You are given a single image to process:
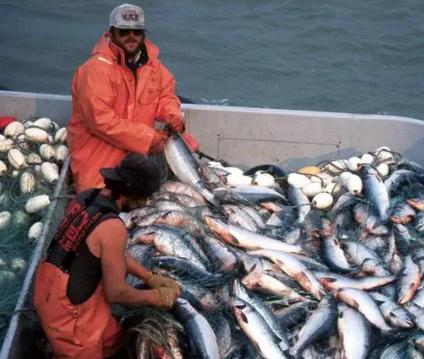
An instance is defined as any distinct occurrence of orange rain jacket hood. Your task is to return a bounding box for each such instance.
[67,34,182,192]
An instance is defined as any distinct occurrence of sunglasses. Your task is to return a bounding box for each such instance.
[117,29,144,37]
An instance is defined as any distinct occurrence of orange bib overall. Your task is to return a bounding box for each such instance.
[34,189,123,358]
[34,262,122,358]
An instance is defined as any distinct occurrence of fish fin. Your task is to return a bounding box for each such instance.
[230,236,240,245]
[276,259,285,267]
[239,311,249,323]
[297,271,311,285]
[408,282,419,294]
[321,277,337,283]
[351,299,360,308]
[247,263,258,275]
[373,299,386,306]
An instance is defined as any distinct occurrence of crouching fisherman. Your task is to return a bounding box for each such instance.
[34,153,180,358]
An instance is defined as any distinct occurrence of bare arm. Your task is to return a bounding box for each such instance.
[98,219,158,306]
[126,253,152,282]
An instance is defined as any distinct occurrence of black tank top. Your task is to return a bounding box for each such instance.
[46,189,121,304]
[66,240,102,305]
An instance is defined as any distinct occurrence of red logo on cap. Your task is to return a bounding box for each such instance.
[121,10,139,22]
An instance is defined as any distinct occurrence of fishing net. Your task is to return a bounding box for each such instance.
[0,117,71,343]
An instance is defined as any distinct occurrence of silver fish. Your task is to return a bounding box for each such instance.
[385,232,403,274]
[412,285,424,308]
[379,341,407,359]
[329,193,358,217]
[154,199,187,212]
[131,225,210,269]
[242,267,306,303]
[384,169,421,193]
[209,314,235,359]
[316,272,396,291]
[222,204,259,232]
[397,255,421,305]
[273,301,317,329]
[334,287,392,332]
[233,280,290,351]
[249,249,325,300]
[389,202,416,224]
[407,197,424,212]
[287,186,311,225]
[289,296,337,358]
[240,204,267,229]
[337,303,370,359]
[150,256,228,286]
[201,235,237,272]
[360,165,390,221]
[290,254,330,272]
[370,292,414,329]
[164,133,217,205]
[232,299,288,359]
[394,223,413,244]
[205,216,304,254]
[341,241,381,266]
[173,298,220,359]
[405,302,424,330]
[232,248,277,273]
[360,235,387,253]
[361,258,391,277]
[214,185,287,204]
[415,212,424,233]
[320,232,355,273]
[354,203,386,234]
[152,189,206,207]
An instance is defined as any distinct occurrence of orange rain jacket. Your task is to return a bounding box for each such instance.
[67,34,182,192]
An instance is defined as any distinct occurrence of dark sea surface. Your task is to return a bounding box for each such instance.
[0,0,423,119]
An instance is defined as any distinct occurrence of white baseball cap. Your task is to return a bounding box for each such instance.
[109,3,146,30]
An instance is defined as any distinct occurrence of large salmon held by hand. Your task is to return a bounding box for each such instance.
[164,132,217,205]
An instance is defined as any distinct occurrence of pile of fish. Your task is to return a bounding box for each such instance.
[0,117,68,340]
[123,132,424,359]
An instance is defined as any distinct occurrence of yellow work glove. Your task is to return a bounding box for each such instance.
[145,273,181,295]
[151,287,179,310]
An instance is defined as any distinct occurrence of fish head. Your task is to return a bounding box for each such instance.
[359,164,376,176]
[319,276,338,290]
[154,211,177,224]
[129,228,156,244]
[407,198,424,211]
[199,292,220,312]
[353,203,369,224]
[204,216,235,243]
[232,278,251,301]
[260,201,283,213]
[389,310,414,328]
[361,258,384,275]
[231,297,251,324]
[369,223,389,235]
[240,265,261,289]
[411,335,424,352]
[212,187,230,200]
[320,219,333,237]
[333,288,344,301]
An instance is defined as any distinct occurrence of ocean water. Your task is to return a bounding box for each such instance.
[0,0,423,119]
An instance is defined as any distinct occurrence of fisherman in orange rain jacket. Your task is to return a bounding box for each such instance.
[68,3,198,193]
[34,153,181,358]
